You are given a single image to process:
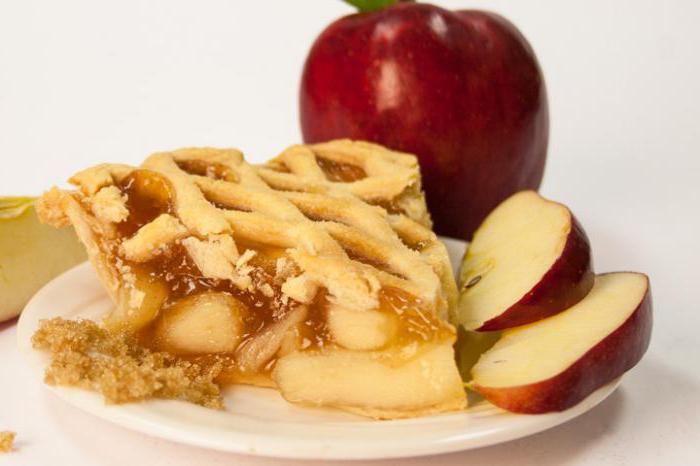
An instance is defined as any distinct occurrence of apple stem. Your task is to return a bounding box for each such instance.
[342,0,414,13]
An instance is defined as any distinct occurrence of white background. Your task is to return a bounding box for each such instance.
[1,0,699,465]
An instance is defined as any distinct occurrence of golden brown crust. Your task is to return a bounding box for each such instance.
[260,140,429,224]
[120,214,188,262]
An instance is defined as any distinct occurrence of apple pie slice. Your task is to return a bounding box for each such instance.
[37,139,466,419]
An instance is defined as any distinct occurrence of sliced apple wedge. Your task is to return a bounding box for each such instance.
[0,197,86,322]
[471,272,652,414]
[457,190,593,331]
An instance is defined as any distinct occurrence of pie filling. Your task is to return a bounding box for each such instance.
[101,169,453,387]
[315,156,367,182]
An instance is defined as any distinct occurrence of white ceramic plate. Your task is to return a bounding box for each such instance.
[16,237,620,460]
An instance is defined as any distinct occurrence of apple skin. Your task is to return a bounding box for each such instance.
[475,216,594,331]
[300,3,548,240]
[473,276,652,413]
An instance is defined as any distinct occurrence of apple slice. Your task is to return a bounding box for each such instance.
[457,190,593,331]
[0,197,86,322]
[471,272,652,414]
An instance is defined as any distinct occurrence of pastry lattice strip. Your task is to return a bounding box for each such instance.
[258,140,433,228]
[49,140,456,318]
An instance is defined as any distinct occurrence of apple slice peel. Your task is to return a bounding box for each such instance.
[470,272,652,414]
[457,191,594,331]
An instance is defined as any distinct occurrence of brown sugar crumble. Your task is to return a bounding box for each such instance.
[0,431,15,453]
[31,318,224,409]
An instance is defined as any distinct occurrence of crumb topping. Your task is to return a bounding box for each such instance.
[31,318,224,409]
[91,185,129,224]
[36,187,71,228]
[0,432,15,453]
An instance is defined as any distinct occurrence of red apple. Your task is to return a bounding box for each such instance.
[471,272,653,414]
[300,1,549,239]
[457,191,593,331]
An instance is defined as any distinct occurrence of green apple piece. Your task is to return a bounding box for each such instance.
[0,197,86,322]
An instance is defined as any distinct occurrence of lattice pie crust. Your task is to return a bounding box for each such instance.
[37,139,466,418]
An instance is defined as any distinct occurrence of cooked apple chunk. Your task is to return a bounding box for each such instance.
[106,273,168,333]
[155,292,247,354]
[457,191,593,331]
[273,343,466,419]
[327,304,398,351]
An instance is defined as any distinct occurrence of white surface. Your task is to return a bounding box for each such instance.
[0,0,699,465]
[14,241,620,460]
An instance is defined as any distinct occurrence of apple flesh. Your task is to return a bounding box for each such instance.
[300,3,548,239]
[326,304,398,351]
[457,191,593,331]
[471,272,652,414]
[454,326,500,382]
[105,271,168,333]
[155,292,247,354]
[0,197,86,322]
[273,343,467,419]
